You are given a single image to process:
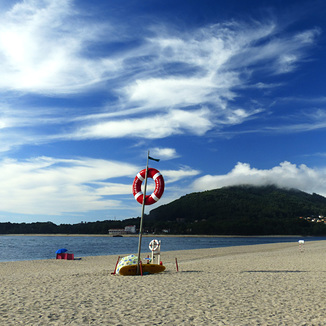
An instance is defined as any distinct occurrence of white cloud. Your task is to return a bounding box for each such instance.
[0,156,138,216]
[0,1,318,101]
[0,1,320,148]
[71,108,214,139]
[0,0,120,94]
[91,182,132,196]
[122,75,237,111]
[0,156,202,218]
[226,26,320,74]
[149,147,179,160]
[162,167,201,183]
[249,108,326,135]
[71,19,319,140]
[192,161,326,196]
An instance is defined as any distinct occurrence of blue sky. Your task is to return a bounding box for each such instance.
[0,0,326,224]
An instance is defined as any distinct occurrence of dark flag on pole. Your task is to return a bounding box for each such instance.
[148,156,160,162]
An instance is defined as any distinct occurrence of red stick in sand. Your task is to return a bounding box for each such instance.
[175,257,179,272]
[111,256,120,275]
[139,261,143,276]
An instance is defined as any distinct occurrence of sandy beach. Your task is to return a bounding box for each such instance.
[0,241,326,325]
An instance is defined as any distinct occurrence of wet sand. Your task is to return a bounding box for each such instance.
[0,240,325,325]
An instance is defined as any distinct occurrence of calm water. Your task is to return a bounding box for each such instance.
[0,235,325,262]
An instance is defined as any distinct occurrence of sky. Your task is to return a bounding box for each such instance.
[0,0,326,224]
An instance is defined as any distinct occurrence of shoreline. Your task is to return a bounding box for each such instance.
[0,234,315,264]
[0,233,306,238]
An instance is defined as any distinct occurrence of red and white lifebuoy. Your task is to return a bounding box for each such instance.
[132,168,164,205]
[149,239,160,251]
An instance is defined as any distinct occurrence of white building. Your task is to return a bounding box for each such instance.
[124,225,136,234]
[108,225,137,235]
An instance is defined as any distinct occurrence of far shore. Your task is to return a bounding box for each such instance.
[1,233,308,237]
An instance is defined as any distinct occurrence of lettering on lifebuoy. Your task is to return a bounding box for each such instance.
[132,168,164,205]
[149,239,160,252]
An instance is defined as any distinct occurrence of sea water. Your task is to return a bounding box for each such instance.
[0,235,325,262]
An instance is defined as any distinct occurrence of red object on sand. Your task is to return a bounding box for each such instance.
[175,257,179,272]
[111,256,120,275]
[139,261,143,276]
[56,253,74,260]
[67,253,74,260]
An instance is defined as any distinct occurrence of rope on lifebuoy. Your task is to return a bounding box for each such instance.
[149,239,160,252]
[132,168,165,205]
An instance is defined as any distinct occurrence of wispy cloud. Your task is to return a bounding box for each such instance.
[163,166,201,184]
[254,107,326,135]
[69,108,214,139]
[0,0,118,94]
[56,19,319,141]
[0,156,138,216]
[0,155,200,218]
[0,0,320,151]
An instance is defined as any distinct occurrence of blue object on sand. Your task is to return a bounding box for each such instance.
[56,248,68,254]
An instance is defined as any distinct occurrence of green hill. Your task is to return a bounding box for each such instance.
[2,185,326,236]
[146,185,326,235]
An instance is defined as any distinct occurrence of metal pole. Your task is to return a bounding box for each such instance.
[136,151,149,275]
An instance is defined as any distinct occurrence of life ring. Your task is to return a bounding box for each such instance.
[149,239,160,252]
[132,168,164,205]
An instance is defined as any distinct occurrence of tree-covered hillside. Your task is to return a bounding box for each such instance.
[146,185,326,235]
[2,185,326,236]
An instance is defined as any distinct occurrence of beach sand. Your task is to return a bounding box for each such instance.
[1,241,326,325]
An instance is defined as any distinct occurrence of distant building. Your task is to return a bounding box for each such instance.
[108,228,126,235]
[124,225,136,234]
[301,215,326,224]
[108,225,137,235]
